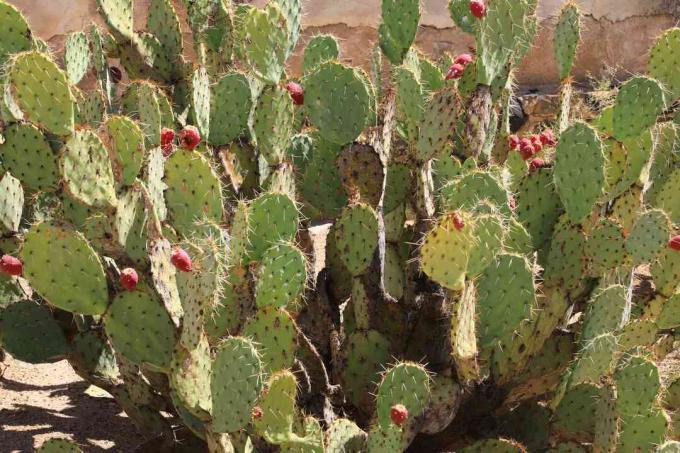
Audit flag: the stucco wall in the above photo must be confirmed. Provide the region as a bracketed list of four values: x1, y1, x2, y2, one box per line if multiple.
[7, 0, 680, 90]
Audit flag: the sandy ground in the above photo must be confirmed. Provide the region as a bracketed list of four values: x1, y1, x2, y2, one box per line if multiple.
[0, 355, 144, 452]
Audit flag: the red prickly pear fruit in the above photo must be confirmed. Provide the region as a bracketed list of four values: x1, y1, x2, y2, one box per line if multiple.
[540, 129, 557, 147]
[285, 82, 304, 105]
[252, 406, 263, 419]
[519, 138, 535, 160]
[669, 235, 680, 251]
[508, 134, 521, 150]
[171, 248, 192, 272]
[508, 195, 516, 211]
[390, 404, 408, 426]
[445, 63, 466, 80]
[530, 135, 543, 153]
[179, 126, 201, 151]
[161, 128, 175, 146]
[120, 268, 139, 290]
[161, 143, 174, 158]
[469, 0, 486, 18]
[0, 255, 22, 276]
[452, 212, 465, 231]
[454, 53, 473, 66]
[529, 158, 547, 172]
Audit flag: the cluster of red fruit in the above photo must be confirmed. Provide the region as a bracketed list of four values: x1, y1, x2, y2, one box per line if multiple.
[508, 129, 557, 172]
[445, 53, 473, 81]
[160, 125, 202, 157]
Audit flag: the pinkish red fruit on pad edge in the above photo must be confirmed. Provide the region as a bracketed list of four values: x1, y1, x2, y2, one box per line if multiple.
[669, 236, 680, 251]
[179, 126, 201, 151]
[445, 63, 465, 80]
[285, 82, 304, 105]
[0, 255, 22, 276]
[530, 134, 543, 152]
[171, 248, 192, 272]
[540, 129, 557, 146]
[454, 53, 473, 66]
[452, 212, 465, 231]
[252, 406, 263, 419]
[529, 158, 546, 172]
[469, 0, 486, 18]
[508, 135, 521, 150]
[519, 138, 535, 160]
[161, 127, 175, 146]
[161, 143, 174, 157]
[390, 404, 408, 425]
[120, 268, 139, 290]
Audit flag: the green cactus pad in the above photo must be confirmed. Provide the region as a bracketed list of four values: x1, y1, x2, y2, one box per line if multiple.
[477, 253, 536, 349]
[164, 150, 224, 237]
[476, 0, 533, 85]
[337, 143, 385, 207]
[384, 245, 405, 300]
[649, 28, 680, 100]
[467, 213, 504, 276]
[22, 223, 108, 315]
[554, 122, 605, 221]
[253, 370, 299, 445]
[614, 355, 660, 416]
[554, 3, 581, 80]
[306, 62, 370, 145]
[74, 89, 106, 126]
[210, 72, 251, 145]
[543, 220, 586, 289]
[9, 51, 75, 135]
[0, 172, 23, 233]
[147, 0, 182, 62]
[303, 34, 339, 73]
[448, 0, 477, 34]
[618, 319, 657, 350]
[37, 439, 83, 453]
[421, 211, 474, 290]
[145, 147, 167, 222]
[251, 84, 295, 164]
[612, 76, 665, 141]
[211, 336, 264, 432]
[515, 168, 563, 250]
[343, 330, 391, 409]
[97, 0, 133, 38]
[612, 186, 642, 232]
[61, 130, 117, 208]
[300, 137, 348, 219]
[569, 333, 617, 387]
[255, 243, 307, 309]
[593, 383, 619, 453]
[104, 290, 176, 371]
[333, 204, 379, 276]
[416, 87, 458, 162]
[191, 66, 211, 138]
[104, 115, 145, 187]
[206, 266, 252, 340]
[587, 218, 628, 274]
[325, 418, 366, 453]
[0, 123, 59, 192]
[604, 132, 652, 200]
[64, 31, 90, 85]
[378, 0, 419, 65]
[0, 301, 69, 363]
[617, 408, 667, 452]
[376, 362, 430, 430]
[580, 285, 627, 344]
[653, 168, 680, 225]
[69, 330, 118, 380]
[626, 209, 670, 264]
[243, 3, 288, 84]
[384, 163, 411, 213]
[651, 245, 680, 297]
[0, 1, 32, 65]
[646, 123, 678, 206]
[146, 237, 182, 325]
[245, 192, 299, 263]
[243, 306, 297, 372]
[439, 170, 509, 214]
[553, 383, 599, 442]
[170, 334, 212, 418]
[657, 294, 680, 329]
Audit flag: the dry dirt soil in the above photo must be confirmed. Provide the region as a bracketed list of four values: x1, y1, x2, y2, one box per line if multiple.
[0, 354, 144, 452]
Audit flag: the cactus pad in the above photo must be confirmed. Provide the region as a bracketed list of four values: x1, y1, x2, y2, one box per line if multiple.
[554, 3, 581, 80]
[164, 151, 224, 237]
[554, 122, 605, 222]
[22, 223, 108, 315]
[651, 245, 680, 297]
[376, 362, 430, 430]
[378, 0, 420, 65]
[649, 28, 680, 100]
[613, 76, 665, 140]
[251, 84, 295, 164]
[97, 0, 133, 38]
[0, 172, 23, 233]
[210, 72, 252, 145]
[0, 123, 59, 192]
[416, 87, 458, 162]
[61, 130, 117, 208]
[243, 3, 288, 84]
[0, 1, 32, 65]
[569, 333, 617, 386]
[515, 168, 563, 249]
[300, 138, 348, 218]
[64, 31, 91, 84]
[587, 218, 628, 274]
[243, 307, 297, 372]
[460, 438, 527, 453]
[626, 209, 670, 263]
[343, 330, 391, 409]
[306, 62, 370, 145]
[337, 143, 385, 207]
[104, 115, 145, 187]
[552, 383, 599, 442]
[253, 370, 298, 445]
[105, 290, 176, 371]
[439, 170, 509, 214]
[37, 439, 82, 453]
[9, 51, 75, 135]
[580, 285, 627, 344]
[170, 334, 212, 418]
[0, 300, 69, 363]
[245, 192, 299, 263]
[334, 204, 379, 276]
[421, 211, 474, 290]
[255, 243, 307, 309]
[211, 336, 263, 432]
[325, 419, 366, 453]
[303, 34, 339, 73]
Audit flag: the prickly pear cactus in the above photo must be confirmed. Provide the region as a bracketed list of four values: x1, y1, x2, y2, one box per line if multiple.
[1, 0, 680, 451]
